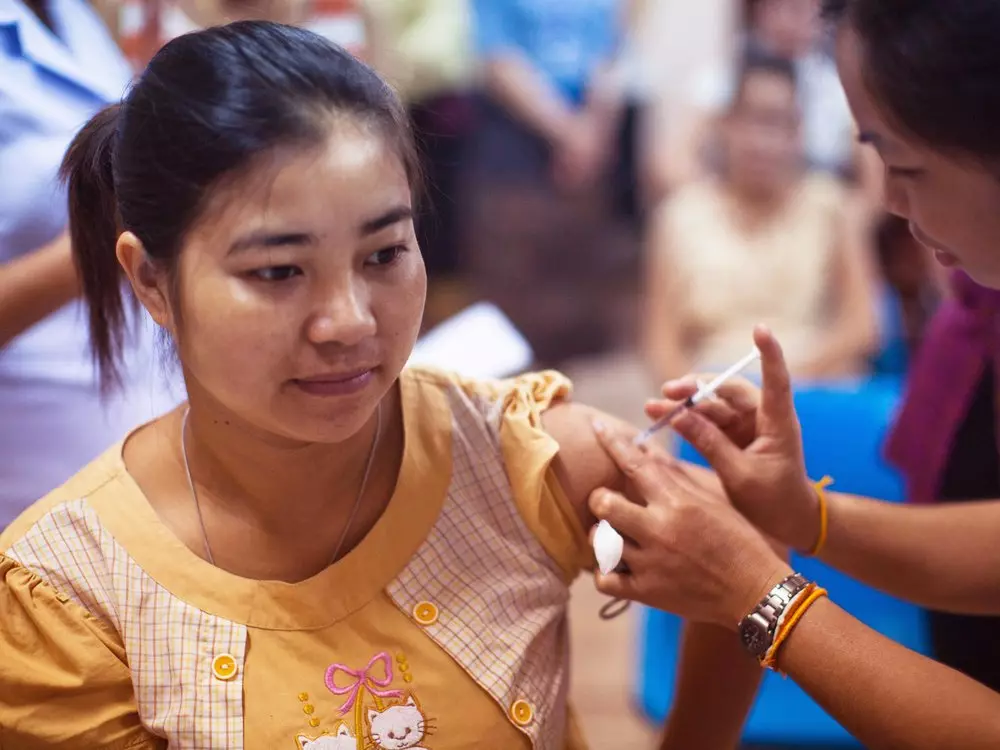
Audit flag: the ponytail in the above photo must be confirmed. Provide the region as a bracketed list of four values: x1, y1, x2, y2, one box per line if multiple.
[60, 104, 131, 392]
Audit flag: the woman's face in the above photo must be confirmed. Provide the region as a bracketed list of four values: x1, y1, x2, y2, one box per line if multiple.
[754, 0, 820, 59]
[837, 27, 1000, 289]
[723, 69, 803, 192]
[135, 119, 426, 444]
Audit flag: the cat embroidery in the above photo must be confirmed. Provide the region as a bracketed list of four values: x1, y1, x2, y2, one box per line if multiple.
[296, 724, 356, 750]
[367, 695, 434, 750]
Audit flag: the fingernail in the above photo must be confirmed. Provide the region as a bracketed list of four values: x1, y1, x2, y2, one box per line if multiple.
[592, 418, 606, 434]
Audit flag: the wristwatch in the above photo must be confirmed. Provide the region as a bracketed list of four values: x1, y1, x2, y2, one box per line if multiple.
[738, 573, 810, 660]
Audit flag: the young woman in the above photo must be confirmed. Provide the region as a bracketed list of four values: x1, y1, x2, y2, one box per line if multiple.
[0, 22, 758, 750]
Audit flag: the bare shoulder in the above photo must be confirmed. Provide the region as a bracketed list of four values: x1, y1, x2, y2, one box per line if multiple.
[541, 402, 634, 528]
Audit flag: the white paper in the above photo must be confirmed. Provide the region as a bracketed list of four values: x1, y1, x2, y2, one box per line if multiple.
[594, 520, 625, 576]
[408, 302, 534, 379]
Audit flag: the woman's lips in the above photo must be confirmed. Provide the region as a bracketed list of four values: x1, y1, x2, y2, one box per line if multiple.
[292, 369, 375, 397]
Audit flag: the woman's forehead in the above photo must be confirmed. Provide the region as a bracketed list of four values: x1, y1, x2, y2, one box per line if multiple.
[190, 130, 411, 239]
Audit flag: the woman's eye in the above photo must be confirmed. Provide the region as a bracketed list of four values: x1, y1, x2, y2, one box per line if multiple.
[367, 246, 406, 267]
[249, 265, 302, 282]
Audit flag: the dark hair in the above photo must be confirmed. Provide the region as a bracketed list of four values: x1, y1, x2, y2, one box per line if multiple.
[731, 51, 798, 109]
[821, 0, 1000, 162]
[60, 21, 420, 391]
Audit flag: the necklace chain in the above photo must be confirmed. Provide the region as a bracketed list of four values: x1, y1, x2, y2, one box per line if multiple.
[180, 403, 383, 568]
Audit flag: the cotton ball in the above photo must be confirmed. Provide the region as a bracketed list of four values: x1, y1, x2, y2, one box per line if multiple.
[593, 520, 624, 576]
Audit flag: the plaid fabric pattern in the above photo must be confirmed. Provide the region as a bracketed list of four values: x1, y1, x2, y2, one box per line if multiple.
[6, 500, 247, 750]
[6, 373, 575, 749]
[387, 378, 572, 750]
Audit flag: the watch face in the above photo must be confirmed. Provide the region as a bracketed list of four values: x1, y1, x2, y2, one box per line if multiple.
[740, 618, 770, 657]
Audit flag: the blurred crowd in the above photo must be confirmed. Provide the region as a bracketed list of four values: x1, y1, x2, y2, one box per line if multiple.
[91, 0, 945, 377]
[1, 0, 953, 548]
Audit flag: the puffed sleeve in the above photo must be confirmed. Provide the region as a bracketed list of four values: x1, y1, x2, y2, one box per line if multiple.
[491, 371, 593, 581]
[0, 555, 163, 749]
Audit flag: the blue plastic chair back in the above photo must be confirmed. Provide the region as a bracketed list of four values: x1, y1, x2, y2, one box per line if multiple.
[637, 376, 930, 746]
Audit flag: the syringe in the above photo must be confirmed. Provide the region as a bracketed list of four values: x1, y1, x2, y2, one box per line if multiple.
[633, 347, 761, 446]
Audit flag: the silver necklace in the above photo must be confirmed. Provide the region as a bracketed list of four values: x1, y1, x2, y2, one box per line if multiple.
[180, 403, 382, 567]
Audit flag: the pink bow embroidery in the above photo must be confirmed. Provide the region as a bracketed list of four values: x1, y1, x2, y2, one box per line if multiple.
[325, 652, 403, 715]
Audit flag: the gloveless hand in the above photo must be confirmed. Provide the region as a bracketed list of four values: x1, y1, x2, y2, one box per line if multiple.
[646, 326, 822, 553]
[589, 423, 792, 629]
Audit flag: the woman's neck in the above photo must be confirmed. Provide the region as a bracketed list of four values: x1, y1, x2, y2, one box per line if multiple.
[180, 388, 401, 532]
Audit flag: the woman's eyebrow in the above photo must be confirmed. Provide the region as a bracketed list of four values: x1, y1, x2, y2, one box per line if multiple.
[359, 206, 413, 237]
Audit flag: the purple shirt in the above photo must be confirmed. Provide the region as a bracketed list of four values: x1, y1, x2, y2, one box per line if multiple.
[885, 271, 1000, 503]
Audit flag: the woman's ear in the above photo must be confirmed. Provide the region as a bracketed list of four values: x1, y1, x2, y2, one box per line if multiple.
[116, 231, 175, 333]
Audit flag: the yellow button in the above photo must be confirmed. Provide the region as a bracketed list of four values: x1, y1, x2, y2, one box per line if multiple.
[413, 601, 439, 626]
[212, 653, 238, 682]
[510, 699, 534, 727]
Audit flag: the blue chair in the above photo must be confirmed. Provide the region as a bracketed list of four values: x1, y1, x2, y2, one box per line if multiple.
[637, 376, 930, 746]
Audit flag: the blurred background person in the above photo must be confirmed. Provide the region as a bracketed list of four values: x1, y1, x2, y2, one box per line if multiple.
[360, 0, 475, 330]
[0, 0, 179, 528]
[658, 0, 876, 201]
[643, 53, 879, 384]
[461, 0, 641, 367]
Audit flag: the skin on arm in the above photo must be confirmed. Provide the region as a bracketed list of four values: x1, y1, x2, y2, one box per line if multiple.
[642, 206, 692, 384]
[0, 230, 79, 348]
[817, 491, 1000, 615]
[796, 198, 880, 378]
[480, 53, 578, 146]
[543, 402, 761, 750]
[775, 597, 1000, 750]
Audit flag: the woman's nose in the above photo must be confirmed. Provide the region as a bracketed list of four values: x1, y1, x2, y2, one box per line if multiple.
[305, 281, 376, 347]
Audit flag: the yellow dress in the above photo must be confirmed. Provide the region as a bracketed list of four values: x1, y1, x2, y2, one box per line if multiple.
[0, 369, 591, 750]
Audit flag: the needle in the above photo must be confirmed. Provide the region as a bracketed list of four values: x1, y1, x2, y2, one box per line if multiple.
[634, 347, 761, 445]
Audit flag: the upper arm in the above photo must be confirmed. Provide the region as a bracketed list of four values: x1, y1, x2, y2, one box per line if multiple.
[542, 402, 633, 531]
[0, 555, 158, 749]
